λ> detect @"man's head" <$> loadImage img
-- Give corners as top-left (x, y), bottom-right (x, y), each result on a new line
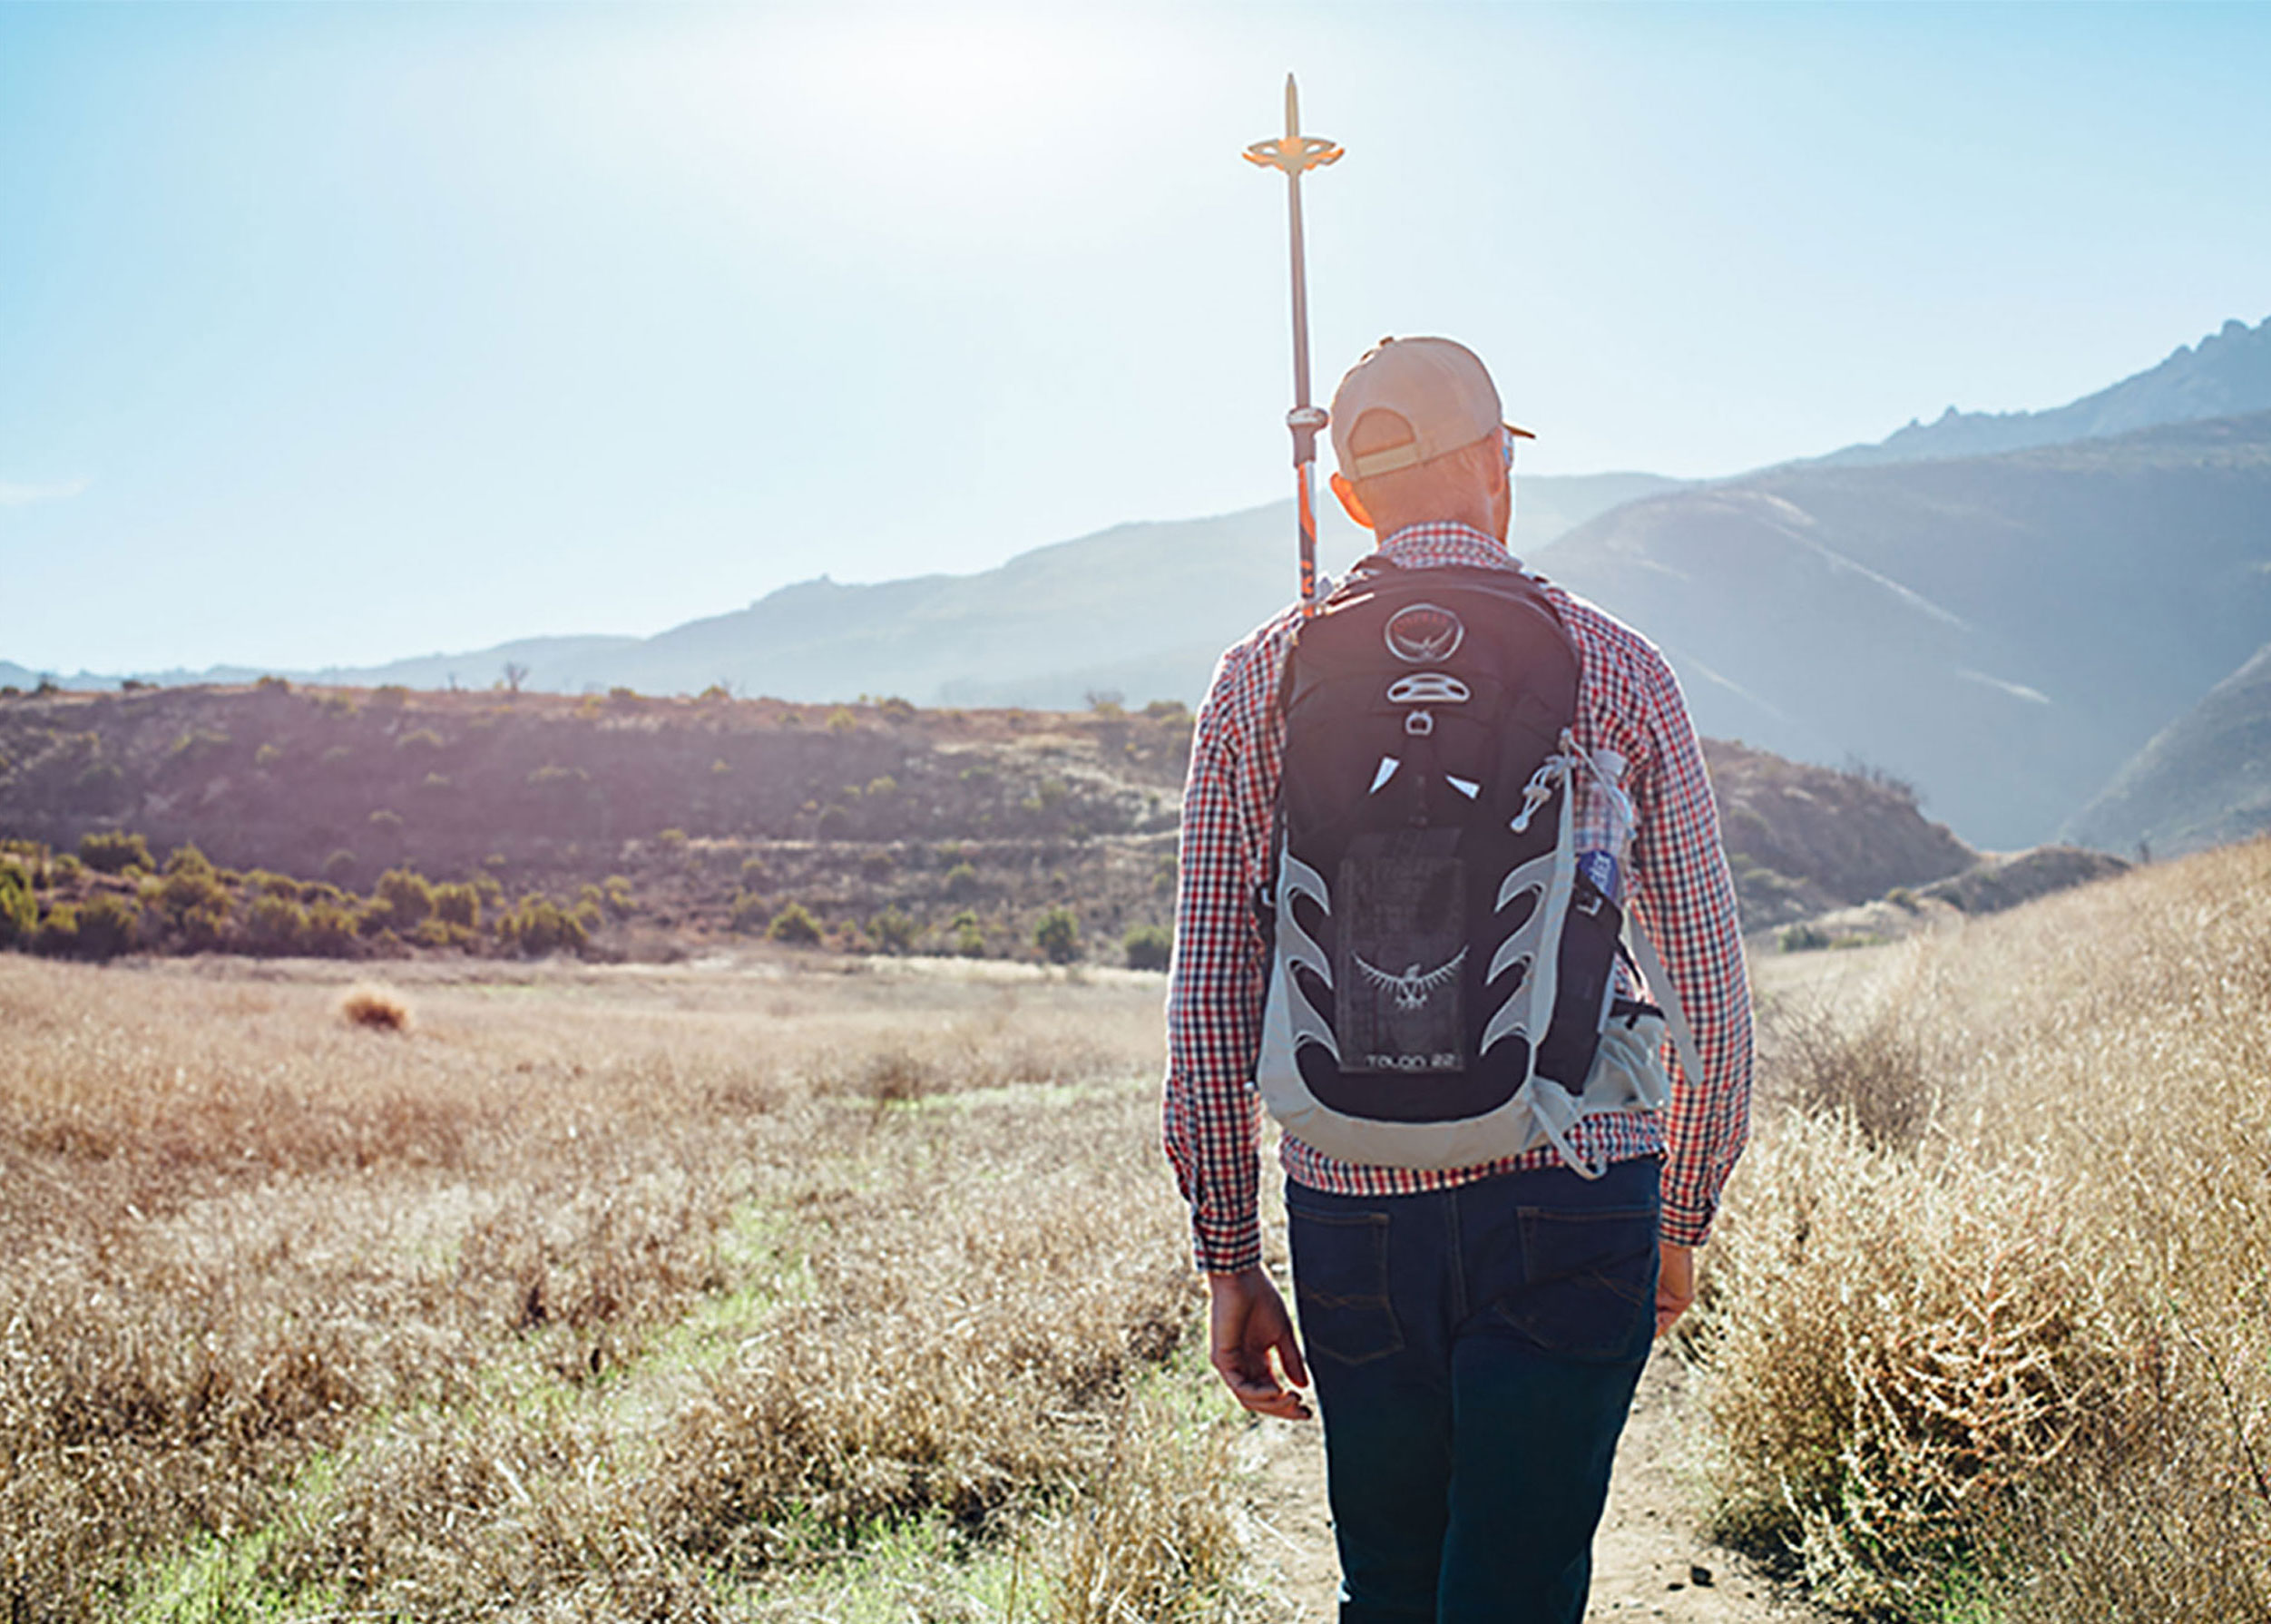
top-left (1326, 337), bottom-right (1532, 543)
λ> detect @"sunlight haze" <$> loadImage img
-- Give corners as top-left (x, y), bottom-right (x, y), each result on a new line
top-left (4, 2), bottom-right (2268, 674)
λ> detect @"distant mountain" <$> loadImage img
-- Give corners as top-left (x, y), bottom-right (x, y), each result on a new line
top-left (1802, 315), bottom-right (2271, 469)
top-left (1540, 411), bottom-right (2271, 849)
top-left (3, 471), bottom-right (1676, 708)
top-left (2063, 641), bottom-right (2271, 859)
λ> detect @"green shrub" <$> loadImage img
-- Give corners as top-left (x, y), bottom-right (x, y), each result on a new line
top-left (951, 909), bottom-right (986, 958)
top-left (34, 905), bottom-right (79, 958)
top-left (305, 900), bottom-right (359, 956)
top-left (51, 854), bottom-right (83, 885)
top-left (729, 889), bottom-right (770, 934)
top-left (244, 869), bottom-right (302, 901)
top-left (78, 831), bottom-right (152, 875)
top-left (1780, 923), bottom-right (1832, 953)
top-left (431, 881), bottom-right (481, 933)
top-left (876, 696), bottom-right (916, 722)
top-left (244, 895), bottom-right (308, 955)
top-left (157, 863), bottom-right (230, 925)
top-left (767, 902), bottom-right (823, 946)
top-left (602, 875), bottom-right (633, 916)
top-left (254, 742), bottom-right (285, 768)
top-left (323, 849), bottom-right (359, 883)
top-left (1034, 905), bottom-right (1081, 965)
top-left (1123, 924), bottom-right (1173, 972)
top-left (396, 729), bottom-right (445, 752)
top-left (367, 808), bottom-right (404, 834)
top-left (255, 674), bottom-right (290, 693)
top-left (497, 894), bottom-right (589, 957)
top-left (825, 707), bottom-right (859, 735)
top-left (868, 907), bottom-right (918, 954)
top-left (372, 868), bottom-right (435, 933)
top-left (73, 894), bottom-right (139, 961)
top-left (944, 861), bottom-right (980, 899)
top-left (815, 806), bottom-right (852, 841)
top-left (0, 866), bottom-right (35, 945)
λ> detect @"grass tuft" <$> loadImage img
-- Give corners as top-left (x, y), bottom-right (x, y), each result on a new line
top-left (338, 981), bottom-right (413, 1032)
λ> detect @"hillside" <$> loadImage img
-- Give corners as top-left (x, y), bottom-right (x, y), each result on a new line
top-left (1541, 411), bottom-right (2271, 849)
top-left (2063, 639), bottom-right (2271, 858)
top-left (0, 684), bottom-right (1963, 958)
top-left (1702, 739), bottom-right (1973, 924)
top-left (4, 474), bottom-right (1679, 702)
top-left (1800, 313), bottom-right (2271, 469)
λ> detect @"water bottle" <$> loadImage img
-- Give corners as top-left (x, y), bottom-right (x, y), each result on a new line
top-left (1574, 749), bottom-right (1631, 904)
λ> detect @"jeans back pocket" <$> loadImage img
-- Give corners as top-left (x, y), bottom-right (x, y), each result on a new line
top-left (1496, 1204), bottom-right (1659, 1364)
top-left (1287, 1201), bottom-right (1405, 1367)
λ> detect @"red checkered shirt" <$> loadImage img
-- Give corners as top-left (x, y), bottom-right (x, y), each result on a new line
top-left (1162, 522), bottom-right (1753, 1274)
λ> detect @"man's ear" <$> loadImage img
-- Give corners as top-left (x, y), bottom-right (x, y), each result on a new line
top-left (1329, 472), bottom-right (1374, 532)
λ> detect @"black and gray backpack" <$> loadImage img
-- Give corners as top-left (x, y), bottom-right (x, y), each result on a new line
top-left (1255, 558), bottom-right (1700, 1175)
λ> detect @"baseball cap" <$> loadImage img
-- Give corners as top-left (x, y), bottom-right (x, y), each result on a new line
top-left (1327, 337), bottom-right (1535, 481)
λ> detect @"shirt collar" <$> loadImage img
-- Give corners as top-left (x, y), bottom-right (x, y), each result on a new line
top-left (1372, 521), bottom-right (1524, 573)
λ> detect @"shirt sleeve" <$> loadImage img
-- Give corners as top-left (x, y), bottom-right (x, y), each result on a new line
top-left (1624, 647), bottom-right (1754, 1248)
top-left (1161, 644), bottom-right (1274, 1276)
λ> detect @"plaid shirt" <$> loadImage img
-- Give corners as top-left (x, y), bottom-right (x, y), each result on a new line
top-left (1162, 522), bottom-right (1752, 1274)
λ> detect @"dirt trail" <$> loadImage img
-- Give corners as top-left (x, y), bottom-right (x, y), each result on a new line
top-left (1233, 1354), bottom-right (1819, 1622)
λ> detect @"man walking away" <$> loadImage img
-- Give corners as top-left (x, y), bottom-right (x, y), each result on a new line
top-left (1164, 337), bottom-right (1752, 1622)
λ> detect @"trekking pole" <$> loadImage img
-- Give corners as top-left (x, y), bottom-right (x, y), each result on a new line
top-left (1245, 74), bottom-right (1342, 618)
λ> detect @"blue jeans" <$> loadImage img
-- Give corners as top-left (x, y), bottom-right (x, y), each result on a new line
top-left (1286, 1156), bottom-right (1661, 1624)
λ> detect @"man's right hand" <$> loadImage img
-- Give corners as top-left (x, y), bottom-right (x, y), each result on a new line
top-left (1208, 1267), bottom-right (1312, 1420)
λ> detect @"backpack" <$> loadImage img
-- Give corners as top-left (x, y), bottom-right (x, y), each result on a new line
top-left (1253, 558), bottom-right (1699, 1175)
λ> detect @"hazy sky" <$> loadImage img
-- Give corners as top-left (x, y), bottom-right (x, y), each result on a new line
top-left (5, 2), bottom-right (2268, 676)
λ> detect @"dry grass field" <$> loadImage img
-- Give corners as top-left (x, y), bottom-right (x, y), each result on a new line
top-left (7, 836), bottom-right (2266, 1622)
top-left (1705, 836), bottom-right (2271, 1619)
top-left (0, 951), bottom-right (1258, 1622)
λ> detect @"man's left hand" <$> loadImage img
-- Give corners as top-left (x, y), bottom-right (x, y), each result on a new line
top-left (1656, 1241), bottom-right (1697, 1336)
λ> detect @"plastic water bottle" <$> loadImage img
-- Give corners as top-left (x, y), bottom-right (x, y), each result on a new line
top-left (1574, 749), bottom-right (1631, 904)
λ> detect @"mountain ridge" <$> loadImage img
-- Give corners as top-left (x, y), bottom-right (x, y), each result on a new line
top-left (1793, 313), bottom-right (2271, 470)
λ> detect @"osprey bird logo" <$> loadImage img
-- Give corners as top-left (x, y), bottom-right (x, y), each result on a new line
top-left (1385, 602), bottom-right (1465, 664)
top-left (1355, 948), bottom-right (1468, 1010)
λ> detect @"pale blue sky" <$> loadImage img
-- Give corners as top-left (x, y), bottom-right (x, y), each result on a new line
top-left (5, 2), bottom-right (2268, 676)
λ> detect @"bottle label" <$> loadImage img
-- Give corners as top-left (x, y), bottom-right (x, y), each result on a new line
top-left (1577, 849), bottom-right (1620, 903)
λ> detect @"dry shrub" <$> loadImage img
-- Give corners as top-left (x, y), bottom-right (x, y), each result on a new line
top-left (1045, 1397), bottom-right (1242, 1624)
top-left (1697, 1113), bottom-right (2120, 1612)
top-left (339, 980), bottom-right (413, 1032)
top-left (1701, 836), bottom-right (2271, 1615)
top-left (1764, 960), bottom-right (1946, 1150)
top-left (651, 1100), bottom-right (1190, 1568)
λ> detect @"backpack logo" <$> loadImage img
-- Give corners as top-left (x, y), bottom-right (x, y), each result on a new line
top-left (1355, 947), bottom-right (1468, 1010)
top-left (1384, 603), bottom-right (1464, 663)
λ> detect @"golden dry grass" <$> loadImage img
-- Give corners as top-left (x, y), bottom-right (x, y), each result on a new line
top-left (1700, 836), bottom-right (2271, 1619)
top-left (0, 952), bottom-right (1268, 1622)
